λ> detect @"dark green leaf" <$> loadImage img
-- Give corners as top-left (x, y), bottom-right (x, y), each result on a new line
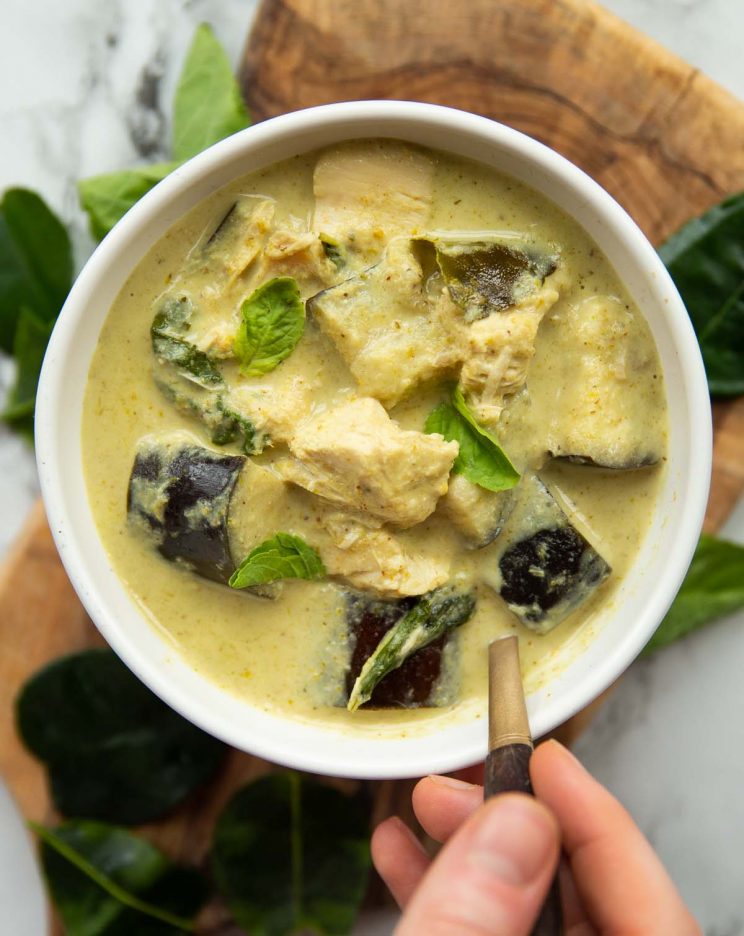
top-left (16, 649), bottom-right (227, 824)
top-left (172, 24), bottom-right (251, 162)
top-left (34, 820), bottom-right (206, 935)
top-left (230, 533), bottom-right (325, 589)
top-left (425, 388), bottom-right (519, 492)
top-left (2, 306), bottom-right (53, 441)
top-left (660, 192), bottom-right (744, 396)
top-left (0, 188), bottom-right (72, 352)
top-left (644, 535), bottom-right (744, 655)
top-left (234, 277), bottom-right (305, 377)
top-left (212, 773), bottom-right (371, 936)
top-left (425, 236), bottom-right (558, 322)
top-left (78, 163), bottom-right (179, 241)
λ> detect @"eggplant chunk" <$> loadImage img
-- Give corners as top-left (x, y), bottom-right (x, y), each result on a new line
top-left (490, 474), bottom-right (610, 633)
top-left (203, 196), bottom-right (275, 281)
top-left (420, 236), bottom-right (558, 322)
top-left (154, 368), bottom-right (264, 456)
top-left (308, 239), bottom-right (465, 406)
top-left (312, 141), bottom-right (435, 265)
top-left (344, 591), bottom-right (462, 709)
top-left (128, 437), bottom-right (244, 583)
top-left (440, 475), bottom-right (514, 548)
top-left (346, 587), bottom-right (475, 710)
top-left (543, 296), bottom-right (664, 469)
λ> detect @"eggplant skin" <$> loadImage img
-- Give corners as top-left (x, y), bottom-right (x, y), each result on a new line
top-left (344, 593), bottom-right (445, 709)
top-left (128, 440), bottom-right (245, 584)
top-left (498, 526), bottom-right (610, 631)
top-left (552, 452), bottom-right (659, 470)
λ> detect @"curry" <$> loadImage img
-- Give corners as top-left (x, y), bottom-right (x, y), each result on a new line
top-left (81, 140), bottom-right (666, 735)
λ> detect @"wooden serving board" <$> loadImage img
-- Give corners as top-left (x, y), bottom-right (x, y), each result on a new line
top-left (3, 0), bottom-right (744, 929)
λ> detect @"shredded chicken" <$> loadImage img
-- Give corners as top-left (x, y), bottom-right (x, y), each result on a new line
top-left (276, 397), bottom-right (458, 527)
top-left (459, 280), bottom-right (560, 426)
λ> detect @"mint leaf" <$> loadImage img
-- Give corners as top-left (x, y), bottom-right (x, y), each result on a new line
top-left (234, 277), bottom-right (305, 377)
top-left (78, 163), bottom-right (179, 241)
top-left (212, 774), bottom-right (370, 936)
top-left (425, 388), bottom-right (519, 492)
top-left (2, 306), bottom-right (53, 441)
top-left (33, 819), bottom-right (207, 935)
top-left (172, 23), bottom-right (251, 161)
top-left (644, 535), bottom-right (744, 655)
top-left (0, 188), bottom-right (72, 352)
top-left (229, 533), bottom-right (325, 589)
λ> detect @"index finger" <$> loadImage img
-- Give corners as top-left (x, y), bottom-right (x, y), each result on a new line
top-left (531, 740), bottom-right (701, 936)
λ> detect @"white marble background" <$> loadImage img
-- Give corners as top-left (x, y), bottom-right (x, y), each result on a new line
top-left (2, 1), bottom-right (744, 933)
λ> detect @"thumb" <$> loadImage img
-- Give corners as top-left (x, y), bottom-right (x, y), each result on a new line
top-left (396, 794), bottom-right (559, 936)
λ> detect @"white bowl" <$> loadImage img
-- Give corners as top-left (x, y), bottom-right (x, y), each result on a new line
top-left (36, 101), bottom-right (711, 778)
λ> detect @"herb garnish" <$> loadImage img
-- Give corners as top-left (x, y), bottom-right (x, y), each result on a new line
top-left (425, 386), bottom-right (520, 492)
top-left (660, 192), bottom-right (744, 396)
top-left (229, 533), bottom-right (326, 589)
top-left (16, 649), bottom-right (227, 824)
top-left (34, 819), bottom-right (207, 935)
top-left (78, 24), bottom-right (251, 242)
top-left (0, 188), bottom-right (72, 438)
top-left (644, 534), bottom-right (744, 655)
top-left (234, 277), bottom-right (306, 377)
top-left (212, 773), bottom-right (371, 936)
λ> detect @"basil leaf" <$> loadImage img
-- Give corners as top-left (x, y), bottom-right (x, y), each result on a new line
top-left (660, 192), bottom-right (744, 396)
top-left (212, 773), bottom-right (371, 936)
top-left (16, 649), bottom-right (227, 824)
top-left (234, 277), bottom-right (305, 377)
top-left (425, 388), bottom-right (520, 492)
top-left (34, 820), bottom-right (206, 935)
top-left (644, 535), bottom-right (744, 655)
top-left (2, 306), bottom-right (53, 441)
top-left (229, 533), bottom-right (325, 589)
top-left (78, 163), bottom-right (179, 241)
top-left (0, 187), bottom-right (72, 352)
top-left (172, 23), bottom-right (251, 162)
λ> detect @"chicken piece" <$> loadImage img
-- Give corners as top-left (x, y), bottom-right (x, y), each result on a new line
top-left (459, 280), bottom-right (560, 427)
top-left (321, 513), bottom-right (449, 598)
top-left (313, 141), bottom-right (435, 265)
top-left (440, 474), bottom-right (513, 548)
top-left (252, 226), bottom-right (339, 296)
top-left (310, 240), bottom-right (466, 406)
top-left (276, 397), bottom-right (458, 528)
top-left (228, 375), bottom-right (317, 446)
top-left (541, 296), bottom-right (665, 468)
top-left (203, 197), bottom-right (276, 283)
top-left (229, 465), bottom-right (448, 598)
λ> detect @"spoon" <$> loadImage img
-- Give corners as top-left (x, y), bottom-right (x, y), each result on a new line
top-left (486, 636), bottom-right (563, 935)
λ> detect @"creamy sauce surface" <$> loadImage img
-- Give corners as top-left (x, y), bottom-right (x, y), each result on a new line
top-left (81, 142), bottom-right (667, 738)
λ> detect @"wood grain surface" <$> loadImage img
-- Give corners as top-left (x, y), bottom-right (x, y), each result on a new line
top-left (3, 0), bottom-right (744, 930)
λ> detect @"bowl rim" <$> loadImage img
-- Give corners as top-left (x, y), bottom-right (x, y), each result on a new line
top-left (36, 100), bottom-right (712, 778)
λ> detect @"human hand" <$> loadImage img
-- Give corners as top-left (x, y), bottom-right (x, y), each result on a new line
top-left (372, 739), bottom-right (700, 935)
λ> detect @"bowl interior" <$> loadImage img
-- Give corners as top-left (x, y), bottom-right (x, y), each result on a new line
top-left (36, 102), bottom-right (711, 778)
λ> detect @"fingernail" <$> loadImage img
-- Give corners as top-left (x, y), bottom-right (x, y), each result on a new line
top-left (469, 796), bottom-right (556, 887)
top-left (387, 816), bottom-right (429, 856)
top-left (428, 774), bottom-right (478, 790)
top-left (545, 739), bottom-right (589, 774)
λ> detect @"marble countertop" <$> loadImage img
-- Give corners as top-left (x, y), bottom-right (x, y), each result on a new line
top-left (2, 1), bottom-right (743, 933)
